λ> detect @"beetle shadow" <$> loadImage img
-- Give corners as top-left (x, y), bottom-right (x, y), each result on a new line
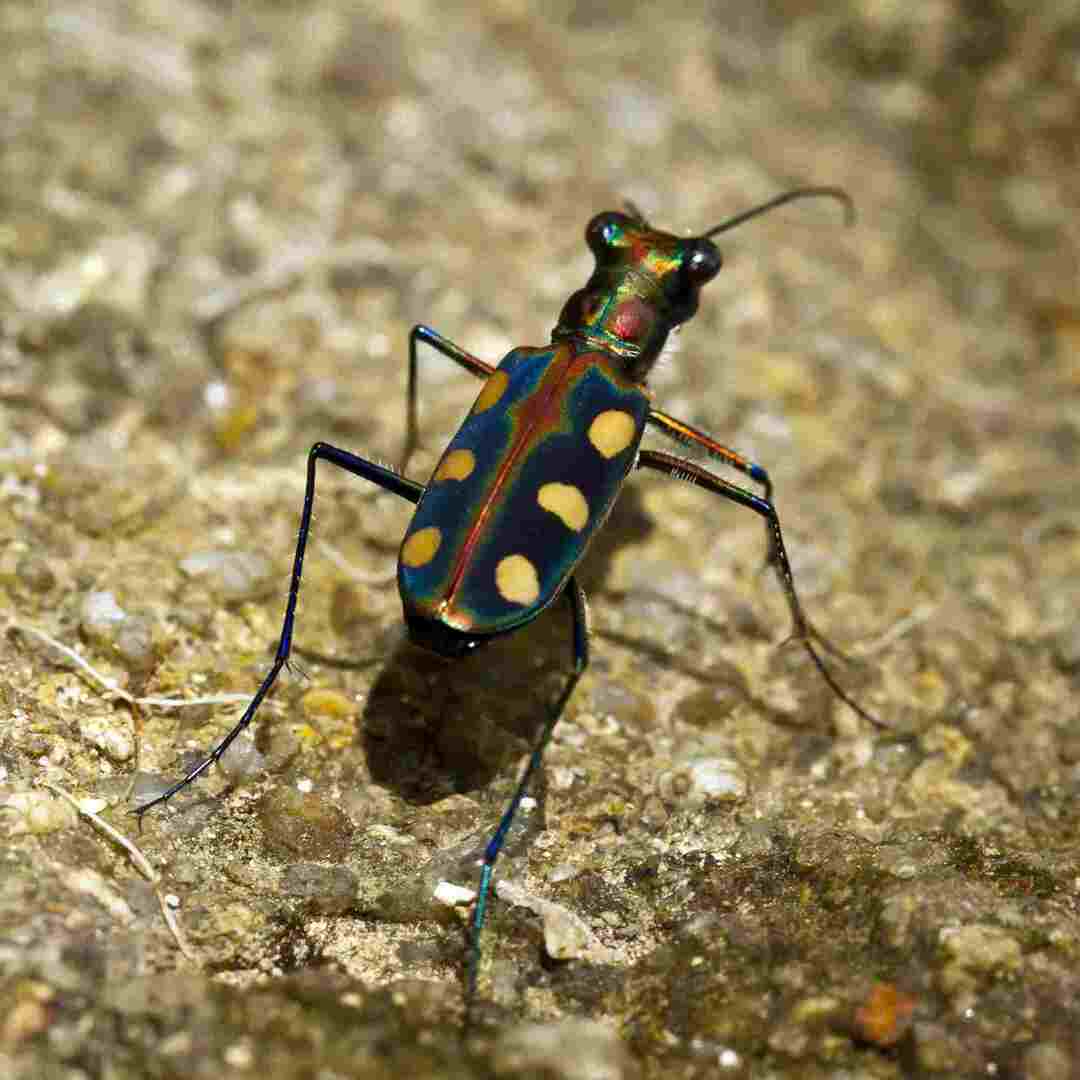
top-left (354, 483), bottom-right (656, 808)
top-left (305, 476), bottom-right (842, 811)
top-left (575, 477), bottom-right (655, 596)
top-left (358, 624), bottom-right (557, 806)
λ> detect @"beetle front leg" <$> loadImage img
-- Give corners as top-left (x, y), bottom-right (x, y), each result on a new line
top-left (637, 448), bottom-right (883, 727)
top-left (403, 325), bottom-right (496, 474)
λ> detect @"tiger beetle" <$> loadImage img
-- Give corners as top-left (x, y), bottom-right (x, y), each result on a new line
top-left (135, 186), bottom-right (882, 1014)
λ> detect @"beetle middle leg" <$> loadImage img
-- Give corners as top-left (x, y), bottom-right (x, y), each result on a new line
top-left (402, 325), bottom-right (495, 472)
top-left (647, 411), bottom-right (861, 663)
top-left (637, 448), bottom-right (882, 727)
top-left (648, 408), bottom-right (779, 571)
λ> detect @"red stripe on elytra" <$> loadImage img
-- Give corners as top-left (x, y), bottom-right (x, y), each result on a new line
top-left (441, 344), bottom-right (587, 615)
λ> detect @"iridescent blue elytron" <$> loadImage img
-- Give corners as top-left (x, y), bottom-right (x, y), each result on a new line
top-left (136, 188), bottom-right (883, 1019)
top-left (399, 343), bottom-right (651, 647)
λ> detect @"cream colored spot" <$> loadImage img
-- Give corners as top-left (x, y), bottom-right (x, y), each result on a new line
top-left (537, 482), bottom-right (589, 532)
top-left (433, 448), bottom-right (476, 482)
top-left (473, 370), bottom-right (509, 414)
top-left (588, 409), bottom-right (636, 458)
top-left (495, 554), bottom-right (540, 606)
top-left (400, 526), bottom-right (442, 568)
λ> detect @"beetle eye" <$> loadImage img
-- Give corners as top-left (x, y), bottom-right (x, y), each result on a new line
top-left (685, 243), bottom-right (722, 284)
top-left (586, 212), bottom-right (632, 254)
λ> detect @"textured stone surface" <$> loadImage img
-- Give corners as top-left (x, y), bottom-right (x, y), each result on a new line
top-left (2, 2), bottom-right (1078, 1077)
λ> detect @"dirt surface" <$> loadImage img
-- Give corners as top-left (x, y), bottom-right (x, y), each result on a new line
top-left (2, 2), bottom-right (1078, 1077)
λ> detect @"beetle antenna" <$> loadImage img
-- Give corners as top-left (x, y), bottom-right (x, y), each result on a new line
top-left (702, 186), bottom-right (854, 239)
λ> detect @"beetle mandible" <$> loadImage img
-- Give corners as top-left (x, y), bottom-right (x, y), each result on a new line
top-left (136, 187), bottom-right (882, 1009)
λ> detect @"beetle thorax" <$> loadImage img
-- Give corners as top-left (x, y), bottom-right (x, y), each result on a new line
top-left (552, 277), bottom-right (672, 382)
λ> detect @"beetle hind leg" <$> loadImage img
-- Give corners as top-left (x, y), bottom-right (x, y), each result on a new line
top-left (465, 577), bottom-right (589, 1021)
top-left (132, 445), bottom-right (424, 820)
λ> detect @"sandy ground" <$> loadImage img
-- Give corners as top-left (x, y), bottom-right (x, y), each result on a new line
top-left (2, 3), bottom-right (1078, 1077)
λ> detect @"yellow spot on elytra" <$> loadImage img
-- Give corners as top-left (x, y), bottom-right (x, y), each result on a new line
top-left (588, 409), bottom-right (636, 458)
top-left (537, 482), bottom-right (589, 532)
top-left (473, 370), bottom-right (509, 414)
top-left (495, 554), bottom-right (540, 606)
top-left (433, 448), bottom-right (476, 482)
top-left (400, 526), bottom-right (442, 568)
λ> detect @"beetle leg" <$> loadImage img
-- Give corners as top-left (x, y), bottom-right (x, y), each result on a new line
top-left (133, 445), bottom-right (423, 820)
top-left (637, 448), bottom-right (883, 727)
top-left (466, 577), bottom-right (589, 1017)
top-left (647, 408), bottom-right (777, 569)
top-left (403, 325), bottom-right (496, 474)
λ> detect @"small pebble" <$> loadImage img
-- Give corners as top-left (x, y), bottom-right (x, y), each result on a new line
top-left (852, 983), bottom-right (918, 1047)
top-left (79, 591), bottom-right (157, 671)
top-left (492, 1019), bottom-right (633, 1080)
top-left (434, 880), bottom-right (476, 907)
top-left (280, 863), bottom-right (357, 914)
top-left (301, 688), bottom-right (353, 718)
top-left (496, 878), bottom-right (613, 963)
top-left (112, 614), bottom-right (157, 672)
top-left (217, 738), bottom-right (266, 784)
top-left (257, 787), bottom-right (351, 860)
top-left (548, 863), bottom-right (579, 884)
top-left (81, 590), bottom-right (127, 638)
top-left (79, 714), bottom-right (134, 763)
top-left (939, 923), bottom-right (1022, 974)
top-left (15, 553), bottom-right (57, 593)
top-left (2, 789), bottom-right (79, 836)
top-left (179, 550), bottom-right (273, 602)
top-left (657, 755), bottom-right (747, 806)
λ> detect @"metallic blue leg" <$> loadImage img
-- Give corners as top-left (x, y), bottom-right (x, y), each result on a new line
top-left (637, 448), bottom-right (884, 727)
top-left (403, 325), bottom-right (495, 472)
top-left (648, 408), bottom-right (777, 567)
top-left (466, 576), bottom-right (589, 1015)
top-left (133, 444), bottom-right (423, 818)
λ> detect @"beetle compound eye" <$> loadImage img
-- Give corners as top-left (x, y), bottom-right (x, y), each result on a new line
top-left (585, 211), bottom-right (632, 254)
top-left (685, 243), bottom-right (722, 285)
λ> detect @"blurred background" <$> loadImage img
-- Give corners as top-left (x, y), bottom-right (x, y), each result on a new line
top-left (2, 2), bottom-right (1078, 1077)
